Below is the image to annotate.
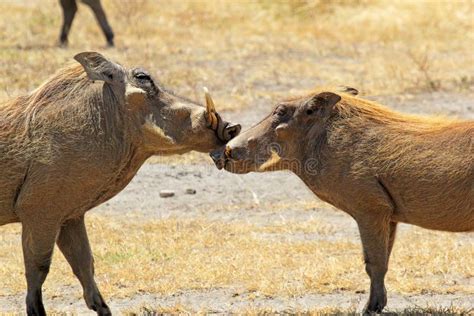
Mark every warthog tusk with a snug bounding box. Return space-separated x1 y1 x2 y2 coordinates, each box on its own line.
203 87 218 130
258 149 282 172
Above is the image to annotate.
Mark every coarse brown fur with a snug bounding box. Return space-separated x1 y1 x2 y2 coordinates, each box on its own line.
0 52 239 315
211 88 473 314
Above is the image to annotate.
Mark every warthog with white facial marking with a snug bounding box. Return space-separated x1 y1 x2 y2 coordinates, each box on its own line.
0 52 240 315
211 88 473 314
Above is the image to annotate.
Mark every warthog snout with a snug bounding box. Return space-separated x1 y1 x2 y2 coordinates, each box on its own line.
210 135 258 173
210 147 225 169
210 146 233 170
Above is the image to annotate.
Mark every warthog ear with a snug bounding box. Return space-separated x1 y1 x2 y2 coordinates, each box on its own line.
307 92 341 117
74 52 124 85
308 92 341 114
337 86 358 96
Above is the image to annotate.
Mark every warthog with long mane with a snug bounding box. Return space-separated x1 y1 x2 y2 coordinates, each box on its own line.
211 88 473 314
0 52 240 315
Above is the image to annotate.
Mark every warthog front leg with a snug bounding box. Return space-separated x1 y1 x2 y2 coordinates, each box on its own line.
22 221 59 316
56 216 111 316
81 0 114 46
356 215 397 314
59 0 78 46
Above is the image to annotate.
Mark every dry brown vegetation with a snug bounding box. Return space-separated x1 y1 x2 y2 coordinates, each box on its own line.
1 214 473 309
0 0 473 314
2 0 472 164
1 0 473 106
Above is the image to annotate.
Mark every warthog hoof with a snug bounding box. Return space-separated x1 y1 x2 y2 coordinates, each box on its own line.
27 304 46 316
86 292 112 316
363 295 387 315
92 302 111 316
26 290 46 316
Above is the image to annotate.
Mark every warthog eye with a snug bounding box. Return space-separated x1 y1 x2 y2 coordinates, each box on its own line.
274 106 287 117
105 72 113 81
306 109 314 115
135 72 151 81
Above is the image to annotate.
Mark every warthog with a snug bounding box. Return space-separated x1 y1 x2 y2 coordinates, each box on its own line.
0 52 240 315
211 88 473 314
59 0 114 47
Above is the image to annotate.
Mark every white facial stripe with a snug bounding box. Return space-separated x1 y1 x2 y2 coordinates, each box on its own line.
125 84 146 107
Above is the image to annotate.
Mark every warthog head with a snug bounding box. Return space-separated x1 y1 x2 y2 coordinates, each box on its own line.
211 90 350 174
75 52 240 155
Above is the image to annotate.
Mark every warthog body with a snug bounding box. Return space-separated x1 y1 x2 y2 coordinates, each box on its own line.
211 88 473 313
0 52 239 315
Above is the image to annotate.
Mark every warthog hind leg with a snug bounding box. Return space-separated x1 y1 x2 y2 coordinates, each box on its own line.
387 222 398 260
56 216 111 316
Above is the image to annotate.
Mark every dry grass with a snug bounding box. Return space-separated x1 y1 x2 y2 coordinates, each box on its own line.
0 214 472 301
1 0 472 165
0 0 473 107
128 305 472 316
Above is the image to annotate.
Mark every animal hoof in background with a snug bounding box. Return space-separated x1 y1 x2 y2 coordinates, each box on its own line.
363 300 385 315
58 40 68 48
185 188 197 195
159 190 175 198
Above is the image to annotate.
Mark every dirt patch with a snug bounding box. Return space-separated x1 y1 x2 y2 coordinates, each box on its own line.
1 288 472 314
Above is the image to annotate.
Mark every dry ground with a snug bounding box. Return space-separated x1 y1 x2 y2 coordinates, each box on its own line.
0 0 473 314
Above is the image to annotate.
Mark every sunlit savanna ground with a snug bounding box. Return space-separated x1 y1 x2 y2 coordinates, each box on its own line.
1 212 473 313
0 0 473 314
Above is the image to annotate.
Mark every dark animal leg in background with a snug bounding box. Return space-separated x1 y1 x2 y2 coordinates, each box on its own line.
59 0 78 46
56 216 111 316
81 0 115 46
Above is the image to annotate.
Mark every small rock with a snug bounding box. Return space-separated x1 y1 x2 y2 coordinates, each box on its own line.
159 190 175 198
185 188 197 195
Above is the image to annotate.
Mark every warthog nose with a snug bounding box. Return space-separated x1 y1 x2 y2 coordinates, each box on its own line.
210 148 225 170
210 146 233 170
